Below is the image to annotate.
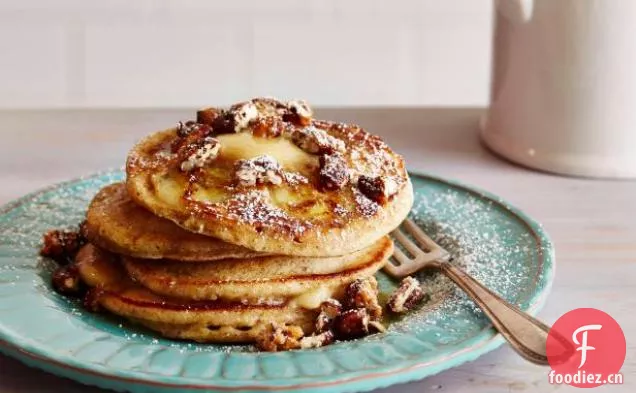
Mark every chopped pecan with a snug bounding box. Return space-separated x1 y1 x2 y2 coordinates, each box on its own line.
255 323 304 352
230 101 260 132
387 276 426 313
51 264 83 296
300 330 335 349
284 99 313 126
40 228 85 265
315 299 342 332
251 116 288 138
369 320 387 333
333 308 369 339
357 175 399 205
78 220 89 240
252 97 288 116
196 107 220 126
210 110 235 135
344 277 382 320
83 288 104 313
290 126 345 155
234 155 284 186
176 120 199 137
179 137 221 172
283 171 309 186
319 153 350 191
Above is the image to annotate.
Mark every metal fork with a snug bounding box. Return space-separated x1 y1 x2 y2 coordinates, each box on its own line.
386 218 554 365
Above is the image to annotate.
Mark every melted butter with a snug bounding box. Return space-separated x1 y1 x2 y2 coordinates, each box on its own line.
290 286 336 310
191 187 229 203
270 187 304 205
217 133 316 173
152 173 186 207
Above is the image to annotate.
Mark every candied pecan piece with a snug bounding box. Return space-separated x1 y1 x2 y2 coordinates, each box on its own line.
300 330 335 349
83 288 104 313
210 111 235 135
251 116 288 138
196 107 220 126
230 101 259 132
179 137 221 172
319 153 350 191
176 120 199 137
290 126 345 155
284 99 313 126
369 320 387 333
255 323 304 352
387 276 426 313
40 229 85 265
51 264 83 296
315 299 343 333
357 175 399 205
344 277 382 320
234 155 284 186
334 308 370 339
78 220 89 240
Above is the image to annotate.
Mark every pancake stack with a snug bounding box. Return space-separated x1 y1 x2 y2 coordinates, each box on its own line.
73 97 413 344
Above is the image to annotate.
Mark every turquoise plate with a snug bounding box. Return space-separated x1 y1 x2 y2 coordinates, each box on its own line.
0 170 554 393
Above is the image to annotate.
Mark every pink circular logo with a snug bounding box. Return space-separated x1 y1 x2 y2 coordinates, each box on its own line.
547 308 626 388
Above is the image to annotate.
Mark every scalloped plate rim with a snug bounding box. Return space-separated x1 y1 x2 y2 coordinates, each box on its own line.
0 168 555 393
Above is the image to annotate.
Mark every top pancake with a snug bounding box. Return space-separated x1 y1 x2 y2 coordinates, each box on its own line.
126 97 413 257
85 183 262 261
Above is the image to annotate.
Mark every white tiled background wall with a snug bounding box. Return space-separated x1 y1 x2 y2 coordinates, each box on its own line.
0 0 493 108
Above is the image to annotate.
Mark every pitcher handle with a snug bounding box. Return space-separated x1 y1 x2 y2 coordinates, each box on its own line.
495 0 534 23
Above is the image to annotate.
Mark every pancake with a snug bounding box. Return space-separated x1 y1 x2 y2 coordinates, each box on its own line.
126 98 413 257
75 244 316 342
130 319 293 343
123 236 392 303
85 183 263 261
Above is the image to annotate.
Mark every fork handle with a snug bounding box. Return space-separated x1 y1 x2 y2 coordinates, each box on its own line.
436 260 551 365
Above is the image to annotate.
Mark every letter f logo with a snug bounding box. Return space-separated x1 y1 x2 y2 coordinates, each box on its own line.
572 324 602 368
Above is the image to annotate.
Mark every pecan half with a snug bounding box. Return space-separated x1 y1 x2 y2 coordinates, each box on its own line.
319 153 350 191
179 137 221 172
357 175 399 205
333 308 370 339
234 155 284 186
255 323 304 352
299 330 335 349
344 277 382 320
387 276 426 313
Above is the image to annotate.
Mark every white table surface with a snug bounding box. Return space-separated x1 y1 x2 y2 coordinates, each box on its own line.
0 108 633 392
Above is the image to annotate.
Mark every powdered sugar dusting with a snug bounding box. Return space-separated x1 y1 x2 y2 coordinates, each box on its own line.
383 184 543 342
226 190 311 237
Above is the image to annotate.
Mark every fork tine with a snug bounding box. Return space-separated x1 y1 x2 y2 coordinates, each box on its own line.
384 256 424 277
391 247 411 265
391 227 421 256
384 219 452 278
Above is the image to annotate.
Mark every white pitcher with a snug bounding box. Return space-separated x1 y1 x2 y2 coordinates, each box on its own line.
482 0 636 178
